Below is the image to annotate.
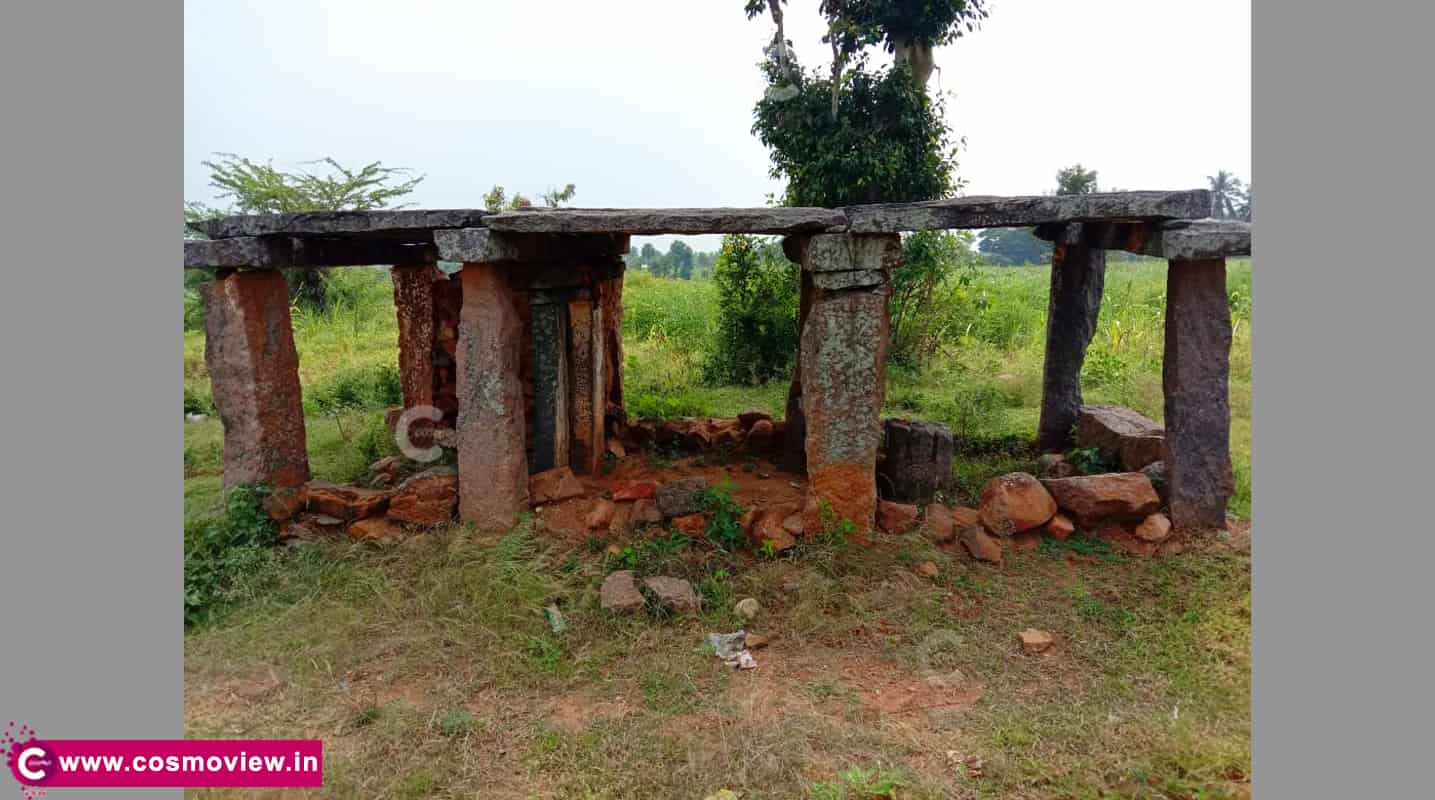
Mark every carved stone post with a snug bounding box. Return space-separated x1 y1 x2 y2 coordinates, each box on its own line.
1037 225 1107 452
567 295 606 475
1163 258 1233 528
203 269 310 488
456 263 529 528
798 233 898 535
528 296 570 473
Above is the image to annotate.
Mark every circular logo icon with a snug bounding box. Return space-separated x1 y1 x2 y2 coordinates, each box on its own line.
11 741 57 786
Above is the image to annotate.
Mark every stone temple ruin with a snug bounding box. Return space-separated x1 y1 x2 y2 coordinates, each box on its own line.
185 189 1250 535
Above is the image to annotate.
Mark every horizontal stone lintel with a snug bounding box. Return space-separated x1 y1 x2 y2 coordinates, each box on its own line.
483 207 847 235
1034 219 1250 259
184 237 437 269
434 228 628 264
846 189 1210 233
192 209 492 242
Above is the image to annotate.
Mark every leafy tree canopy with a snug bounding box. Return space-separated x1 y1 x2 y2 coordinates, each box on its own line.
1055 163 1099 195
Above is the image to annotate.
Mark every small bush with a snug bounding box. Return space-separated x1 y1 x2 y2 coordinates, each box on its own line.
702 482 747 552
304 363 402 415
184 485 278 626
704 235 799 386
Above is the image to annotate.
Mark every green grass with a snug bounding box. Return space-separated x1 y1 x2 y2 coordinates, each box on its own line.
183 257 1252 797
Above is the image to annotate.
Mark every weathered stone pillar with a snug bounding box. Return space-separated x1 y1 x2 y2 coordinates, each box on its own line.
456 263 529 528
203 269 310 488
1037 229 1107 451
597 266 626 427
798 234 898 534
567 295 606 475
528 296 570 473
1163 258 1233 528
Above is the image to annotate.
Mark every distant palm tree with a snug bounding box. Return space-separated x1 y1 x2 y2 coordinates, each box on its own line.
1207 170 1246 219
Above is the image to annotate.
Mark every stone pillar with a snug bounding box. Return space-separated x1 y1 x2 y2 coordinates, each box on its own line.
1163 258 1233 528
1037 232 1107 451
597 265 626 427
782 269 814 474
799 234 898 535
528 297 570 473
567 296 606 475
392 265 439 412
203 269 310 488
456 263 529 528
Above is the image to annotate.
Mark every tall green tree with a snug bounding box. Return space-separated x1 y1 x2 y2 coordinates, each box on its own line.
187 154 423 308
706 235 801 385
668 241 695 279
977 227 1052 266
745 0 988 207
1055 163 1099 195
1207 170 1247 219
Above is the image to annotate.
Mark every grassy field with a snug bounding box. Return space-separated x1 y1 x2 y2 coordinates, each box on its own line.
182 257 1252 798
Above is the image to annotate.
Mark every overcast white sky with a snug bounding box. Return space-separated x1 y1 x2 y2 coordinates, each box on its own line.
184 0 1249 250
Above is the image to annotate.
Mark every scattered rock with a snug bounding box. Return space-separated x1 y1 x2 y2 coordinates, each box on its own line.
657 477 708 517
631 497 662 525
387 467 459 525
877 500 920 534
305 481 389 521
1076 405 1165 470
706 631 748 659
1041 473 1161 526
749 507 798 553
978 473 1057 536
781 513 804 536
605 542 623 557
961 527 1003 564
1134 512 1173 542
743 418 776 450
951 506 982 534
672 512 710 537
915 560 940 578
348 516 404 541
643 576 701 613
528 466 585 505
1044 513 1075 540
745 632 772 649
738 409 773 429
1037 453 1078 479
608 502 634 534
1141 461 1169 504
606 438 627 459
369 455 404 477
1019 628 1054 654
263 486 306 521
924 504 955 542
611 479 658 501
586 499 616 530
735 597 761 619
600 570 645 613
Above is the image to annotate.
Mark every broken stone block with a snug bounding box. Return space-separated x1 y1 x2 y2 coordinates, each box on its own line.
642 576 701 613
586 499 616 530
1076 405 1166 471
878 419 955 505
528 466 585 505
601 570 645 613
1134 512 1173 543
877 500 920 534
1019 628 1054 654
978 473 1057 536
961 527 1004 564
386 466 459 525
1041 473 1161 527
611 479 658 501
657 477 708 518
1044 513 1075 540
924 504 955 543
672 513 710 537
348 516 405 541
304 481 389 521
263 486 306 521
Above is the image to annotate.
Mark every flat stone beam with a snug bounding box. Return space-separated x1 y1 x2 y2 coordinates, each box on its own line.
799 233 897 534
456 263 530 528
434 228 629 264
1035 219 1251 260
845 190 1210 233
1163 258 1234 529
184 237 437 269
192 209 491 242
482 207 846 236
202 270 309 488
1037 227 1107 451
